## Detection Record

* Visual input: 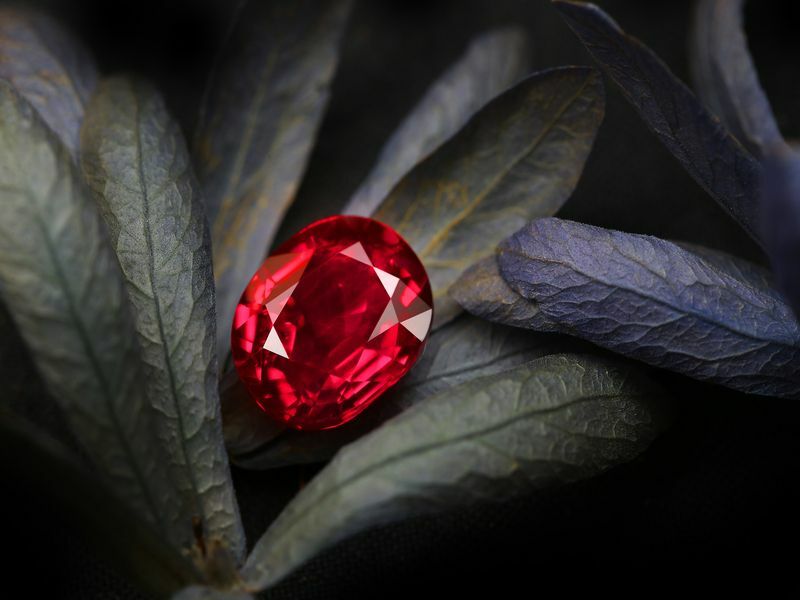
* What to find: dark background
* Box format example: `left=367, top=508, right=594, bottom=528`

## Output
left=3, top=0, right=800, bottom=596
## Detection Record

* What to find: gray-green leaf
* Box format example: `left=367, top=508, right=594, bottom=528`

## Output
left=80, top=77, right=246, bottom=561
left=193, top=0, right=352, bottom=362
left=690, top=0, right=785, bottom=156
left=231, top=315, right=580, bottom=470
left=0, top=7, right=97, bottom=158
left=0, top=81, right=183, bottom=548
left=0, top=300, right=78, bottom=450
left=241, top=353, right=670, bottom=589
left=220, top=367, right=285, bottom=457
left=344, top=27, right=531, bottom=216
left=373, top=66, right=604, bottom=327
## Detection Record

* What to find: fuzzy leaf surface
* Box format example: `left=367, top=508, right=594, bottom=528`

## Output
left=81, top=77, right=246, bottom=560
left=498, top=218, right=800, bottom=398
left=374, top=66, right=604, bottom=326
left=241, top=354, right=669, bottom=589
left=0, top=82, right=183, bottom=547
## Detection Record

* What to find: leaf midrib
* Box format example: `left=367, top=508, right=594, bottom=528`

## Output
left=249, top=388, right=636, bottom=580
left=133, top=93, right=205, bottom=529
left=502, top=243, right=799, bottom=351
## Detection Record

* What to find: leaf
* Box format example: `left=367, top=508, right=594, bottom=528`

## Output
left=449, top=254, right=557, bottom=331
left=220, top=367, right=285, bottom=457
left=0, top=299, right=79, bottom=450
left=193, top=0, right=352, bottom=362
left=0, top=6, right=97, bottom=158
left=690, top=0, right=785, bottom=156
left=673, top=240, right=774, bottom=291
left=0, top=82, right=186, bottom=549
left=343, top=27, right=531, bottom=217
left=240, top=353, right=670, bottom=590
left=553, top=1, right=763, bottom=245
left=80, top=77, right=246, bottom=560
left=0, top=414, right=200, bottom=598
left=231, top=315, right=578, bottom=469
left=761, top=150, right=800, bottom=319
left=373, top=66, right=605, bottom=327
left=497, top=217, right=800, bottom=399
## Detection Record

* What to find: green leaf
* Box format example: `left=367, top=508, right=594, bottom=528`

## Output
left=690, top=0, right=785, bottom=156
left=231, top=315, right=579, bottom=470
left=553, top=0, right=762, bottom=246
left=373, top=66, right=604, bottom=327
left=344, top=27, right=531, bottom=216
left=80, top=77, right=246, bottom=561
left=193, top=0, right=352, bottom=362
left=0, top=81, right=184, bottom=550
left=0, top=414, right=200, bottom=598
left=450, top=254, right=557, bottom=331
left=240, top=353, right=670, bottom=589
left=0, top=6, right=97, bottom=158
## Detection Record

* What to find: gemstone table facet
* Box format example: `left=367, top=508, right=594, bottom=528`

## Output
left=231, top=215, right=433, bottom=430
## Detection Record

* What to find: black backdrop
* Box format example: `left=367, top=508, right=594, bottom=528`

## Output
left=3, top=0, right=800, bottom=596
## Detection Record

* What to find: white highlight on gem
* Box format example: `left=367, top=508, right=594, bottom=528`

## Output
left=401, top=308, right=432, bottom=341
left=374, top=268, right=400, bottom=297
left=340, top=242, right=372, bottom=265
left=263, top=327, right=289, bottom=358
left=369, top=301, right=399, bottom=341
left=265, top=283, right=297, bottom=323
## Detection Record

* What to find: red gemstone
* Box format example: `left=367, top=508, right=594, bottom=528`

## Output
left=231, top=215, right=433, bottom=430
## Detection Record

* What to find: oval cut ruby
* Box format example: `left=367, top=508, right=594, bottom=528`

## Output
left=231, top=216, right=433, bottom=430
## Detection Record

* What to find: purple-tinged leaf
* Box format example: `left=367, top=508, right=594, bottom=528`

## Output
left=690, top=0, right=785, bottom=157
left=497, top=218, right=800, bottom=399
left=553, top=0, right=762, bottom=245
left=761, top=150, right=800, bottom=319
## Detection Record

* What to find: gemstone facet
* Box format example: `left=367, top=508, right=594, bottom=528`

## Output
left=231, top=216, right=433, bottom=430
